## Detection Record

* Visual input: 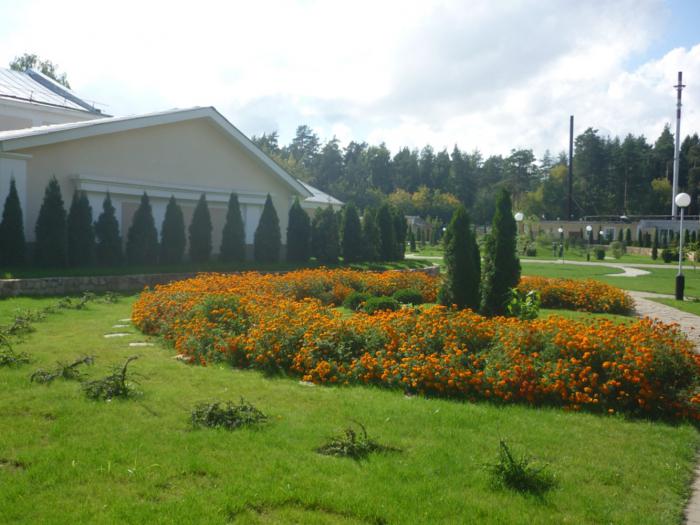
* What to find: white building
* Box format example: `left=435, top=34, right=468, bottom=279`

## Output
left=0, top=68, right=341, bottom=258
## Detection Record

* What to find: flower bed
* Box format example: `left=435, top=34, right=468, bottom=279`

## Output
left=518, top=276, right=633, bottom=314
left=133, top=270, right=699, bottom=419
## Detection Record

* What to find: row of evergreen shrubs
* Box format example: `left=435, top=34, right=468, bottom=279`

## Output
left=0, top=176, right=408, bottom=269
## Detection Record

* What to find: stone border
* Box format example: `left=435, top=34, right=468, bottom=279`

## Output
left=0, top=265, right=441, bottom=297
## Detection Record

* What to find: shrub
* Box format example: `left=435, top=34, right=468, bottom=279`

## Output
left=82, top=356, right=139, bottom=400
left=0, top=177, right=26, bottom=266
left=254, top=194, right=281, bottom=263
left=480, top=189, right=520, bottom=316
left=439, top=206, right=480, bottom=310
left=34, top=177, right=67, bottom=268
left=661, top=248, right=678, bottom=263
left=160, top=196, right=186, bottom=265
left=191, top=399, right=267, bottom=430
left=126, top=193, right=158, bottom=265
left=363, top=296, right=400, bottom=314
left=506, top=289, right=540, bottom=320
left=341, top=203, right=363, bottom=263
left=525, top=246, right=537, bottom=257
left=487, top=440, right=556, bottom=495
left=311, top=205, right=339, bottom=264
left=610, top=240, right=625, bottom=259
left=67, top=190, right=95, bottom=267
left=343, top=291, right=370, bottom=311
left=94, top=193, right=123, bottom=266
left=31, top=356, right=94, bottom=384
left=376, top=204, right=395, bottom=261
left=220, top=193, right=246, bottom=263
left=594, top=247, right=606, bottom=260
left=393, top=288, right=424, bottom=305
left=286, top=197, right=311, bottom=263
left=189, top=194, right=212, bottom=263
left=317, top=422, right=399, bottom=460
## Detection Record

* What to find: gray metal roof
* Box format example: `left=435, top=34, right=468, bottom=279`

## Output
left=298, top=180, right=343, bottom=206
left=0, top=67, right=103, bottom=114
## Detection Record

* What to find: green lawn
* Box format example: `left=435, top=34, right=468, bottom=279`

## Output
left=651, top=298, right=700, bottom=317
left=1, top=296, right=698, bottom=524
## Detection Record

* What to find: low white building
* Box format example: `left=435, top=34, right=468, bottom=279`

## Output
left=0, top=68, right=341, bottom=258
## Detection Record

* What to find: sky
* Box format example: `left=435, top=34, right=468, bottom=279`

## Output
left=0, top=0, right=699, bottom=159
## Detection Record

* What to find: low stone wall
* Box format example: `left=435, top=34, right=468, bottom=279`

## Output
left=0, top=265, right=441, bottom=298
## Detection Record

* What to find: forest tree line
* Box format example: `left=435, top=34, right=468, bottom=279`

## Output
left=253, top=124, right=700, bottom=223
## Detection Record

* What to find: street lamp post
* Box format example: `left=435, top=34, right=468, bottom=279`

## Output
left=586, top=225, right=592, bottom=261
left=514, top=212, right=524, bottom=255
left=558, top=227, right=564, bottom=263
left=675, top=192, right=691, bottom=300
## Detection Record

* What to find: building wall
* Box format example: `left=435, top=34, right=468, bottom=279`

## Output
left=0, top=98, right=98, bottom=132
left=11, top=118, right=298, bottom=251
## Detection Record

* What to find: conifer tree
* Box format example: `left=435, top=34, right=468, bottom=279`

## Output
left=376, top=203, right=395, bottom=261
left=254, top=194, right=281, bottom=263
left=34, top=177, right=67, bottom=267
left=220, top=193, right=246, bottom=263
left=311, top=205, right=339, bottom=264
left=439, top=206, right=480, bottom=310
left=624, top=228, right=632, bottom=245
left=160, top=196, right=185, bottom=265
left=286, top=197, right=311, bottom=263
left=67, top=190, right=95, bottom=267
left=362, top=209, right=380, bottom=261
left=0, top=178, right=26, bottom=266
left=188, top=194, right=212, bottom=263
left=651, top=229, right=659, bottom=260
left=340, top=203, right=362, bottom=263
left=392, top=209, right=407, bottom=260
left=408, top=229, right=416, bottom=252
left=480, top=188, right=520, bottom=316
left=637, top=229, right=643, bottom=247
left=94, top=193, right=122, bottom=266
left=126, top=192, right=158, bottom=265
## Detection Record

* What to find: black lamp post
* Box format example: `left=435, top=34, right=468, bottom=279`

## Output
left=675, top=192, right=691, bottom=300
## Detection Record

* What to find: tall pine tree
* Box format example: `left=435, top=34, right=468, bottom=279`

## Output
left=94, top=193, right=122, bottom=266
left=341, top=203, right=363, bottom=263
left=160, top=196, right=186, bottom=265
left=286, top=197, right=311, bottom=263
left=188, top=194, right=212, bottom=263
left=67, top=190, right=95, bottom=267
left=220, top=193, right=246, bottom=263
left=439, top=206, right=480, bottom=310
left=0, top=178, right=26, bottom=266
left=34, top=177, right=67, bottom=268
left=126, top=192, right=158, bottom=265
left=254, top=194, right=281, bottom=263
left=480, top=188, right=520, bottom=316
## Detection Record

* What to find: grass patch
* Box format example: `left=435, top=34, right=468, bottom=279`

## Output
left=0, top=295, right=698, bottom=523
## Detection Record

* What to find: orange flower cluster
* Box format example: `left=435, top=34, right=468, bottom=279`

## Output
left=132, top=269, right=699, bottom=419
left=518, top=276, right=633, bottom=314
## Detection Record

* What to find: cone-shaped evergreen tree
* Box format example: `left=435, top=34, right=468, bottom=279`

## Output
left=67, top=190, right=95, bottom=267
left=377, top=203, right=395, bottom=261
left=126, top=192, right=158, bottom=265
left=408, top=229, right=416, bottom=252
left=340, top=203, right=362, bottom=263
left=362, top=209, right=380, bottom=261
left=480, top=188, right=520, bottom=316
left=311, top=205, right=339, bottom=264
left=0, top=178, right=26, bottom=266
left=286, top=197, right=311, bottom=263
left=439, top=206, right=480, bottom=310
left=220, top=193, right=246, bottom=263
left=254, top=194, right=281, bottom=263
left=188, top=194, right=212, bottom=263
left=160, top=196, right=185, bottom=265
left=34, top=177, right=67, bottom=268
left=94, top=193, right=122, bottom=266
left=392, top=209, right=407, bottom=260
left=651, top=229, right=659, bottom=260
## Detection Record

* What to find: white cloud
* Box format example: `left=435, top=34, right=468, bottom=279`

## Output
left=0, top=0, right=697, bottom=157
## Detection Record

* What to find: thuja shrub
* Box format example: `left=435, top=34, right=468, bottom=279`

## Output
left=191, top=399, right=267, bottom=430
left=132, top=269, right=699, bottom=420
left=363, top=296, right=400, bottom=314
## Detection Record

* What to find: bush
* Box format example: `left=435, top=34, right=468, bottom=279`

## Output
left=525, top=246, right=537, bottom=257
left=343, top=291, right=370, bottom=311
left=34, top=177, right=67, bottom=268
left=160, top=195, right=186, bottom=265
left=661, top=248, right=679, bottom=263
left=506, top=289, right=540, bottom=320
left=82, top=356, right=139, bottom=400
left=610, top=241, right=625, bottom=259
left=254, top=194, right=281, bottom=263
left=189, top=194, right=212, bottom=263
left=0, top=177, right=26, bottom=266
left=363, top=296, right=400, bottom=314
left=94, top=193, right=122, bottom=266
left=126, top=193, right=158, bottom=265
left=317, top=422, right=399, bottom=459
left=286, top=197, right=311, bottom=263
left=191, top=399, right=267, bottom=430
left=220, top=193, right=246, bottom=263
left=487, top=440, right=556, bottom=495
left=393, top=288, right=424, bottom=305
left=594, top=247, right=606, bottom=260
left=31, top=356, right=93, bottom=384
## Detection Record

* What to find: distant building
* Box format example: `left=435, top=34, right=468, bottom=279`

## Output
left=0, top=68, right=341, bottom=257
